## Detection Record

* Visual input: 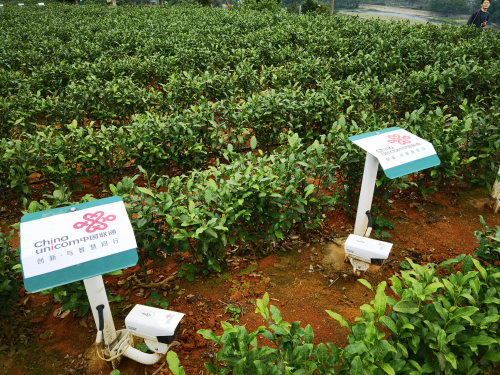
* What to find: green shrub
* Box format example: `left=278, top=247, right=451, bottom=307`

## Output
left=301, top=0, right=320, bottom=13
left=201, top=255, right=500, bottom=374
left=39, top=281, right=121, bottom=316
left=474, top=215, right=500, bottom=263
left=0, top=230, right=22, bottom=316
left=198, top=292, right=339, bottom=374
left=338, top=255, right=500, bottom=374
left=40, top=281, right=90, bottom=316
left=242, top=0, right=282, bottom=11
left=113, top=132, right=338, bottom=279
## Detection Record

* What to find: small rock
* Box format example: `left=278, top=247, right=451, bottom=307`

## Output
left=188, top=311, right=194, bottom=316
left=53, top=307, right=62, bottom=317
left=170, top=341, right=181, bottom=348
left=7, top=350, right=15, bottom=358
left=208, top=318, right=215, bottom=328
left=59, top=309, right=71, bottom=319
left=136, top=288, right=145, bottom=298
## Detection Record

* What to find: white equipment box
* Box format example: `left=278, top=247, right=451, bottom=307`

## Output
left=344, top=234, right=393, bottom=263
left=125, top=305, right=184, bottom=344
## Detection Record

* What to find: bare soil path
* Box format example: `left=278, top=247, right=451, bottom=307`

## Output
left=358, top=4, right=470, bottom=20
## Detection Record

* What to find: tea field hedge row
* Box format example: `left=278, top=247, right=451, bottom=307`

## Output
left=1, top=5, right=499, bottom=200
left=201, top=255, right=500, bottom=375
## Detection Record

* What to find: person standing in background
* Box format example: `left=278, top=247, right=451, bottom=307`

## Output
left=467, top=0, right=491, bottom=28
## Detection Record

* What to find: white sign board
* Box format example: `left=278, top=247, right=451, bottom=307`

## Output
left=351, top=128, right=436, bottom=171
left=18, top=3, right=24, bottom=5
left=21, top=201, right=137, bottom=279
left=38, top=2, right=45, bottom=5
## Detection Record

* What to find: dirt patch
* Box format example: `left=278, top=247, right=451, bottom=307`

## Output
left=470, top=197, right=495, bottom=211
left=257, top=254, right=280, bottom=275
left=322, top=239, right=350, bottom=273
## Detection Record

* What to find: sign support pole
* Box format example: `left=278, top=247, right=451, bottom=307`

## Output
left=353, top=153, right=379, bottom=237
left=83, top=275, right=117, bottom=346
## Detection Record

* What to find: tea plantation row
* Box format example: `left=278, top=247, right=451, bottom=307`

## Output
left=0, top=5, right=499, bottom=202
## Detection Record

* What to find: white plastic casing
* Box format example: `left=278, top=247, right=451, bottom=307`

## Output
left=344, top=234, right=393, bottom=262
left=125, top=305, right=184, bottom=343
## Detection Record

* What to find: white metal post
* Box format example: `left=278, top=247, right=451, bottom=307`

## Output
left=83, top=275, right=117, bottom=346
left=491, top=165, right=500, bottom=214
left=353, top=153, right=379, bottom=236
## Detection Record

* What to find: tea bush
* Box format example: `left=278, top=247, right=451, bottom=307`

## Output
left=113, top=131, right=338, bottom=278
left=0, top=230, right=22, bottom=316
left=474, top=215, right=500, bottom=264
left=201, top=255, right=500, bottom=374
left=1, top=5, right=499, bottom=203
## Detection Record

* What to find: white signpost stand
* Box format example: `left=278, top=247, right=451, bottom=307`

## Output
left=21, top=196, right=183, bottom=369
left=345, top=127, right=441, bottom=275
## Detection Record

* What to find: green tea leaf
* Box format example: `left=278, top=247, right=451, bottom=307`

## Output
left=358, top=279, right=373, bottom=292
left=250, top=136, right=257, bottom=150
left=350, top=356, right=363, bottom=375
left=379, top=362, right=395, bottom=375
left=393, top=301, right=419, bottom=314
left=326, top=310, right=350, bottom=331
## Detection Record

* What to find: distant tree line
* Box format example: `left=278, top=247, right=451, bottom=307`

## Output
left=37, top=0, right=500, bottom=16
left=282, top=0, right=358, bottom=13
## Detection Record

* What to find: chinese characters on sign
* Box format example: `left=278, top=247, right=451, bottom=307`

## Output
left=21, top=201, right=137, bottom=279
left=351, top=129, right=436, bottom=171
left=35, top=230, right=120, bottom=265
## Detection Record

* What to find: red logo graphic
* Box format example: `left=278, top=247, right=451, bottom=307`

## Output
left=388, top=134, right=411, bottom=145
left=73, top=211, right=116, bottom=233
